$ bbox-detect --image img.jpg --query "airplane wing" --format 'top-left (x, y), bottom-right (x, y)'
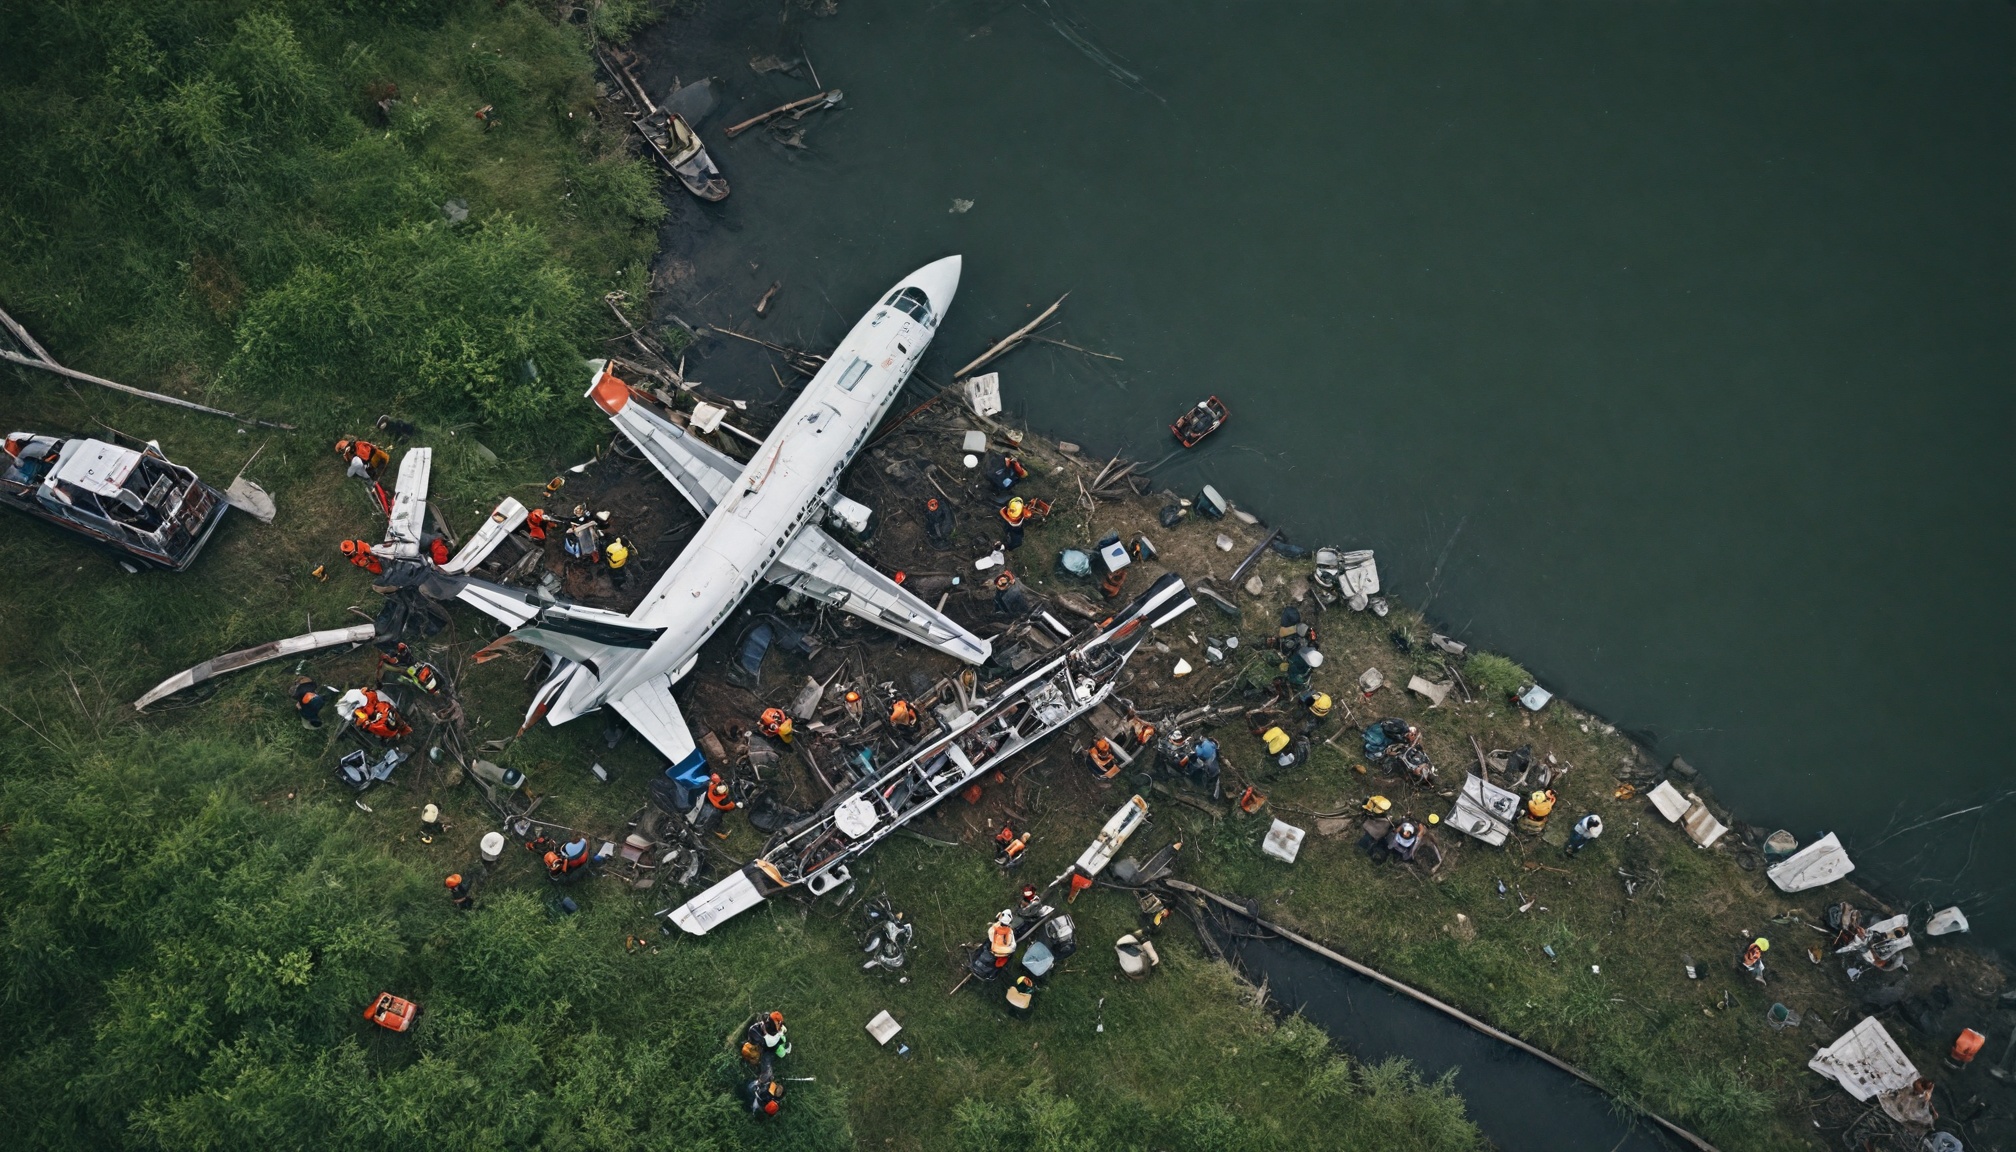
top-left (603, 385), bottom-right (743, 516)
top-left (766, 526), bottom-right (992, 664)
top-left (381, 447), bottom-right (432, 557)
top-left (449, 575), bottom-right (543, 629)
top-left (607, 672), bottom-right (709, 784)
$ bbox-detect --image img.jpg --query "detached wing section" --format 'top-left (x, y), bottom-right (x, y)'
top-left (382, 447), bottom-right (432, 557)
top-left (605, 393), bottom-right (743, 515)
top-left (767, 526), bottom-right (992, 665)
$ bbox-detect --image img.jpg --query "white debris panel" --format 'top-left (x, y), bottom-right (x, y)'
top-left (1768, 831), bottom-right (1856, 893)
top-left (1809, 1017), bottom-right (1918, 1102)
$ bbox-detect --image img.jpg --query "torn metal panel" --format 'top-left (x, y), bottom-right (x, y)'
top-left (380, 447), bottom-right (432, 558)
top-left (1678, 793), bottom-right (1729, 848)
top-left (1447, 772), bottom-right (1523, 847)
top-left (1645, 779), bottom-right (1691, 822)
top-left (1406, 675), bottom-right (1453, 706)
top-left (440, 497), bottom-right (526, 574)
top-left (223, 476), bottom-right (276, 523)
top-left (133, 623), bottom-right (377, 710)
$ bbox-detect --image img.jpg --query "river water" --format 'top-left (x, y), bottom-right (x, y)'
top-left (642, 0), bottom-right (2016, 959)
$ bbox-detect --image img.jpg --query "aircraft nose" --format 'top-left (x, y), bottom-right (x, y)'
top-left (908, 255), bottom-right (962, 314)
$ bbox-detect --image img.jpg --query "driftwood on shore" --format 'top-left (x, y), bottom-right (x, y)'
top-left (1, 303), bottom-right (297, 430)
top-left (725, 90), bottom-right (842, 137)
top-left (955, 294), bottom-right (1067, 380)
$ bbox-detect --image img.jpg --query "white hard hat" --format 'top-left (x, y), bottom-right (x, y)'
top-left (421, 804), bottom-right (440, 823)
top-left (335, 688), bottom-right (368, 719)
top-left (1301, 648), bottom-right (1324, 668)
top-left (997, 909), bottom-right (1014, 927)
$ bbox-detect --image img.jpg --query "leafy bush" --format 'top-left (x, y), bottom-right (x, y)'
top-left (1463, 651), bottom-right (1532, 699)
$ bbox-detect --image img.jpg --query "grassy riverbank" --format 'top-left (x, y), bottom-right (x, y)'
top-left (0, 4), bottom-right (1486, 1150)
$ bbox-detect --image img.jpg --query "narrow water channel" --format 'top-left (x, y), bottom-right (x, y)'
top-left (1220, 927), bottom-right (1678, 1152)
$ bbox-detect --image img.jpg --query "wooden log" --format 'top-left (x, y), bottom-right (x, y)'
top-left (954, 294), bottom-right (1067, 380)
top-left (0, 304), bottom-right (53, 362)
top-left (0, 348), bottom-right (296, 430)
top-left (726, 91), bottom-right (836, 137)
top-left (754, 281), bottom-right (782, 316)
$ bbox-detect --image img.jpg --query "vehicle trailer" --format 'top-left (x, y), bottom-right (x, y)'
top-left (2, 431), bottom-right (228, 570)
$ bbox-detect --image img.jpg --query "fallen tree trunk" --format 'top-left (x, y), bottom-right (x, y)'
top-left (954, 294), bottom-right (1067, 380)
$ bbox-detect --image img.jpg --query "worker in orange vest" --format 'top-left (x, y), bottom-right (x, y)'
top-left (339, 687), bottom-right (410, 740)
top-left (888, 697), bottom-right (919, 737)
top-left (994, 825), bottom-right (1029, 867)
top-left (1087, 737), bottom-right (1120, 780)
top-left (1126, 715), bottom-right (1156, 747)
top-left (706, 773), bottom-right (737, 811)
top-left (758, 707), bottom-right (794, 744)
top-left (445, 873), bottom-right (475, 911)
top-left (525, 507), bottom-right (549, 542)
top-left (339, 538), bottom-right (383, 575)
top-left (335, 438), bottom-right (390, 479)
top-left (988, 910), bottom-right (1017, 968)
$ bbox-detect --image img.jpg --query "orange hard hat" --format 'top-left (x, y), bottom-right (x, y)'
top-left (334, 438), bottom-right (352, 454)
top-left (340, 540), bottom-right (358, 554)
top-left (844, 690), bottom-right (860, 703)
top-left (445, 874), bottom-right (462, 887)
top-left (763, 1100), bottom-right (779, 1115)
top-left (1094, 738), bottom-right (1111, 751)
top-left (927, 497), bottom-right (940, 511)
top-left (768, 1011), bottom-right (784, 1025)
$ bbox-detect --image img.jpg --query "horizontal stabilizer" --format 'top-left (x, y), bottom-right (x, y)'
top-left (606, 673), bottom-right (707, 781)
top-left (766, 526), bottom-right (991, 665)
top-left (591, 365), bottom-right (744, 516)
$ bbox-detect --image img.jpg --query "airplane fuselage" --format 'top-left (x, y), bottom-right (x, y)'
top-left (549, 256), bottom-right (962, 723)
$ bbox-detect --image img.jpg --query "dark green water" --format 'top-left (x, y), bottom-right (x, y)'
top-left (648, 2), bottom-right (2015, 949)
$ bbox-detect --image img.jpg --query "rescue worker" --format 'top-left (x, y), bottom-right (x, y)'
top-left (1564, 813), bottom-right (1604, 856)
top-left (1098, 565), bottom-right (1128, 600)
top-left (544, 837), bottom-right (592, 880)
top-left (1297, 690), bottom-right (1333, 734)
top-left (1284, 645), bottom-right (1321, 688)
top-left (525, 507), bottom-right (549, 542)
top-left (1087, 737), bottom-right (1120, 780)
top-left (1524, 788), bottom-right (1557, 829)
top-left (1125, 715), bottom-right (1156, 748)
top-left (340, 687), bottom-right (411, 740)
top-left (988, 910), bottom-right (1017, 968)
top-left (984, 453), bottom-right (1029, 491)
top-left (1740, 937), bottom-right (1770, 982)
top-left (445, 873), bottom-right (475, 911)
top-left (1012, 884), bottom-right (1045, 930)
top-left (334, 437), bottom-right (390, 479)
top-left (1005, 974), bottom-right (1037, 1014)
top-left (1181, 736), bottom-right (1221, 796)
top-left (994, 825), bottom-right (1029, 867)
top-left (423, 535), bottom-right (452, 566)
top-left (993, 569), bottom-right (1030, 615)
top-left (292, 677), bottom-right (335, 729)
top-left (998, 496), bottom-right (1031, 549)
top-left (758, 706), bottom-right (794, 745)
top-left (706, 773), bottom-right (737, 812)
top-left (419, 803), bottom-right (444, 844)
top-left (396, 660), bottom-right (442, 696)
top-left (923, 496), bottom-right (956, 549)
top-left (339, 538), bottom-right (383, 576)
top-left (605, 536), bottom-right (631, 588)
top-left (746, 1073), bottom-right (785, 1118)
top-left (888, 697), bottom-right (919, 737)
top-left (746, 1010), bottom-right (788, 1059)
top-left (1384, 821), bottom-right (1421, 863)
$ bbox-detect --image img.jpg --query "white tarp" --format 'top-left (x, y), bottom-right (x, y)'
top-left (1768, 831), bottom-right (1856, 893)
top-left (1646, 779), bottom-right (1691, 822)
top-left (834, 795), bottom-right (879, 838)
top-left (1809, 1016), bottom-right (1919, 1102)
top-left (1407, 675), bottom-right (1453, 706)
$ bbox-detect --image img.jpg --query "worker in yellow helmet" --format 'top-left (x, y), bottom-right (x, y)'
top-left (1741, 937), bottom-right (1770, 981)
top-left (605, 536), bottom-right (631, 587)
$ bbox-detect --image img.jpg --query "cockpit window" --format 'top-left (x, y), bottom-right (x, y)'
top-left (881, 286), bottom-right (934, 325)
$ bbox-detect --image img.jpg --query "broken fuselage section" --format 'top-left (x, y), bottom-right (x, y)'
top-left (2, 432), bottom-right (227, 570)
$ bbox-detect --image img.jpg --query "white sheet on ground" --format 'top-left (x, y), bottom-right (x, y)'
top-left (1646, 779), bottom-right (1691, 822)
top-left (1809, 1016), bottom-right (1918, 1102)
top-left (1768, 831), bottom-right (1855, 893)
top-left (1448, 772), bottom-right (1524, 846)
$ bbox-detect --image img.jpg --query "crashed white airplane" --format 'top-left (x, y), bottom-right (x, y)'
top-left (451, 256), bottom-right (988, 786)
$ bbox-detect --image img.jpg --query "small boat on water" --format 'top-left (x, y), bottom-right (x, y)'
top-left (1171, 395), bottom-right (1228, 447)
top-left (640, 108), bottom-right (728, 202)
